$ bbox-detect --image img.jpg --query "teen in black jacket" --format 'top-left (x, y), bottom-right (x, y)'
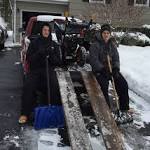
top-left (19, 23), bottom-right (62, 124)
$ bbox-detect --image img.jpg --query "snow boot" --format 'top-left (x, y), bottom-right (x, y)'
top-left (113, 110), bottom-right (133, 125)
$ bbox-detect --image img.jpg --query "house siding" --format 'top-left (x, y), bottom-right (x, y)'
top-left (69, 0), bottom-right (150, 26)
top-left (142, 8), bottom-right (150, 25)
top-left (69, 0), bottom-right (90, 18)
top-left (0, 1), bottom-right (2, 16)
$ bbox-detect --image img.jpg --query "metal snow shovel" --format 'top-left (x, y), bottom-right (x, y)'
top-left (107, 54), bottom-right (133, 125)
top-left (34, 55), bottom-right (64, 130)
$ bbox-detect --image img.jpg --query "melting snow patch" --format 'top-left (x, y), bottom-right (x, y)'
top-left (2, 134), bottom-right (20, 149)
top-left (3, 135), bottom-right (10, 140)
top-left (10, 139), bottom-right (19, 147)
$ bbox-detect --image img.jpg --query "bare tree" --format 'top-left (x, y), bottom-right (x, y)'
top-left (82, 0), bottom-right (144, 28)
top-left (2, 0), bottom-right (12, 28)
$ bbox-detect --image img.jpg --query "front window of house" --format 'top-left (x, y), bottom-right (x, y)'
top-left (89, 0), bottom-right (105, 4)
top-left (134, 0), bottom-right (149, 6)
top-left (88, 0), bottom-right (150, 6)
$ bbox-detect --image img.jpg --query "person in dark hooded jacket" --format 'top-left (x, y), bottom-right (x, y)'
top-left (19, 23), bottom-right (62, 124)
top-left (89, 24), bottom-right (131, 116)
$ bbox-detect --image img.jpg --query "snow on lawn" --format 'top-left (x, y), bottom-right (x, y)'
top-left (119, 45), bottom-right (150, 123)
top-left (128, 32), bottom-right (150, 43)
top-left (119, 45), bottom-right (150, 101)
top-left (113, 31), bottom-right (150, 44)
top-left (142, 24), bottom-right (150, 29)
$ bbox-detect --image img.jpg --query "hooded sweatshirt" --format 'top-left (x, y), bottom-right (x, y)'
top-left (26, 34), bottom-right (61, 72)
top-left (89, 32), bottom-right (120, 73)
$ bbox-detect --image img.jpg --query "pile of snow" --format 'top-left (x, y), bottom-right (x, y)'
top-left (142, 24), bottom-right (150, 29)
top-left (0, 17), bottom-right (7, 29)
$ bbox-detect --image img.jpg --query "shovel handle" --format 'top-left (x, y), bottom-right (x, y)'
top-left (46, 55), bottom-right (51, 105)
top-left (107, 55), bottom-right (120, 110)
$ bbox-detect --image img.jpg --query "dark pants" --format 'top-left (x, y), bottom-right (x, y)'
top-left (96, 72), bottom-right (129, 111)
top-left (21, 68), bottom-right (61, 117)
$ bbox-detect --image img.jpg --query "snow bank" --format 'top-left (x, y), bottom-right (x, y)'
top-left (119, 45), bottom-right (150, 103)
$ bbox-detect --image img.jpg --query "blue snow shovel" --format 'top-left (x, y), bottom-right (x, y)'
top-left (34, 55), bottom-right (64, 130)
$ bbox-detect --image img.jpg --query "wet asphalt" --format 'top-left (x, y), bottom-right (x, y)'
top-left (0, 47), bottom-right (23, 141)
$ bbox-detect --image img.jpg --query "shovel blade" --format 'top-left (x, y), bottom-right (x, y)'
top-left (34, 105), bottom-right (64, 130)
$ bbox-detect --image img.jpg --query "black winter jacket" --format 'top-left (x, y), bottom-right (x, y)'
top-left (89, 33), bottom-right (120, 73)
top-left (26, 36), bottom-right (62, 72)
